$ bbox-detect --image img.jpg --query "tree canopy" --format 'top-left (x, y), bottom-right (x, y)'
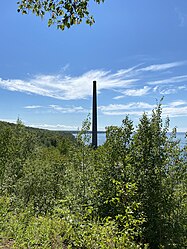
top-left (1, 105), bottom-right (187, 248)
top-left (17, 0), bottom-right (105, 30)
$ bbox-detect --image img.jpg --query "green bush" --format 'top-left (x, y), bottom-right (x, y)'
top-left (0, 105), bottom-right (186, 248)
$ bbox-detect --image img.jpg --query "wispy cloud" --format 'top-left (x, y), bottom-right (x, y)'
top-left (100, 100), bottom-right (187, 118)
top-left (29, 123), bottom-right (78, 130)
top-left (138, 61), bottom-right (185, 72)
top-left (152, 85), bottom-right (187, 96)
top-left (0, 69), bottom-right (137, 100)
top-left (148, 75), bottom-right (187, 85)
top-left (178, 85), bottom-right (187, 90)
top-left (170, 100), bottom-right (187, 107)
top-left (175, 8), bottom-right (187, 27)
top-left (0, 61), bottom-right (186, 100)
top-left (121, 86), bottom-right (151, 96)
top-left (23, 104), bottom-right (88, 114)
top-left (99, 102), bottom-right (155, 114)
top-left (162, 106), bottom-right (187, 118)
top-left (113, 95), bottom-right (124, 100)
top-left (49, 104), bottom-right (87, 113)
top-left (159, 88), bottom-right (177, 95)
top-left (24, 105), bottom-right (43, 109)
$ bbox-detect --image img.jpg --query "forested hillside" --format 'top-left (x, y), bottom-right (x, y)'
top-left (0, 105), bottom-right (187, 248)
top-left (0, 120), bottom-right (75, 148)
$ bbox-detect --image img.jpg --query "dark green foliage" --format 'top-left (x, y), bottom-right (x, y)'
top-left (0, 120), bottom-right (36, 194)
top-left (17, 0), bottom-right (105, 30)
top-left (132, 106), bottom-right (169, 248)
top-left (16, 147), bottom-right (65, 214)
top-left (0, 104), bottom-right (186, 248)
top-left (94, 117), bottom-right (137, 220)
top-left (0, 119), bottom-right (74, 211)
top-left (131, 104), bottom-right (187, 248)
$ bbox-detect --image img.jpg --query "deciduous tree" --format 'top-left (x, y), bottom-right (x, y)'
top-left (17, 0), bottom-right (105, 30)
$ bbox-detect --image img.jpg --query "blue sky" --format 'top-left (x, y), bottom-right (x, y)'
top-left (1, 0), bottom-right (187, 131)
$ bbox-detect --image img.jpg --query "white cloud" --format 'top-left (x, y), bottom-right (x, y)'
top-left (113, 95), bottom-right (124, 100)
top-left (122, 86), bottom-right (150, 96)
top-left (0, 69), bottom-right (138, 100)
top-left (112, 64), bottom-right (142, 78)
top-left (102, 110), bottom-right (148, 116)
top-left (178, 85), bottom-right (187, 90)
top-left (24, 105), bottom-right (43, 109)
top-left (29, 123), bottom-right (78, 130)
top-left (23, 104), bottom-right (88, 114)
top-left (138, 61), bottom-right (185, 72)
top-left (152, 85), bottom-right (187, 95)
top-left (49, 104), bottom-right (87, 113)
top-left (100, 100), bottom-right (187, 118)
top-left (100, 102), bottom-right (155, 113)
top-left (0, 118), bottom-right (17, 124)
top-left (159, 88), bottom-right (177, 95)
top-left (153, 86), bottom-right (159, 92)
top-left (162, 106), bottom-right (187, 118)
top-left (170, 100), bottom-right (187, 107)
top-left (0, 61), bottom-right (186, 100)
top-left (148, 75), bottom-right (187, 85)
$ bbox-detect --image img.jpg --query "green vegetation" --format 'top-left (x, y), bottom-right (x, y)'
top-left (17, 0), bottom-right (105, 30)
top-left (0, 104), bottom-right (186, 248)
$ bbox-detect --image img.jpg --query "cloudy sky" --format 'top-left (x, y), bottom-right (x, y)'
top-left (1, 0), bottom-right (187, 131)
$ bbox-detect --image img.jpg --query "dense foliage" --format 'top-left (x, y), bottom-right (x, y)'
top-left (17, 0), bottom-right (105, 30)
top-left (0, 104), bottom-right (186, 248)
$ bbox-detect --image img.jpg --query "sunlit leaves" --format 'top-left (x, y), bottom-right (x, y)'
top-left (17, 0), bottom-right (105, 30)
top-left (0, 104), bottom-right (186, 248)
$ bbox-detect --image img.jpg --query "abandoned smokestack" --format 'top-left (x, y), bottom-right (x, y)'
top-left (92, 80), bottom-right (97, 149)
